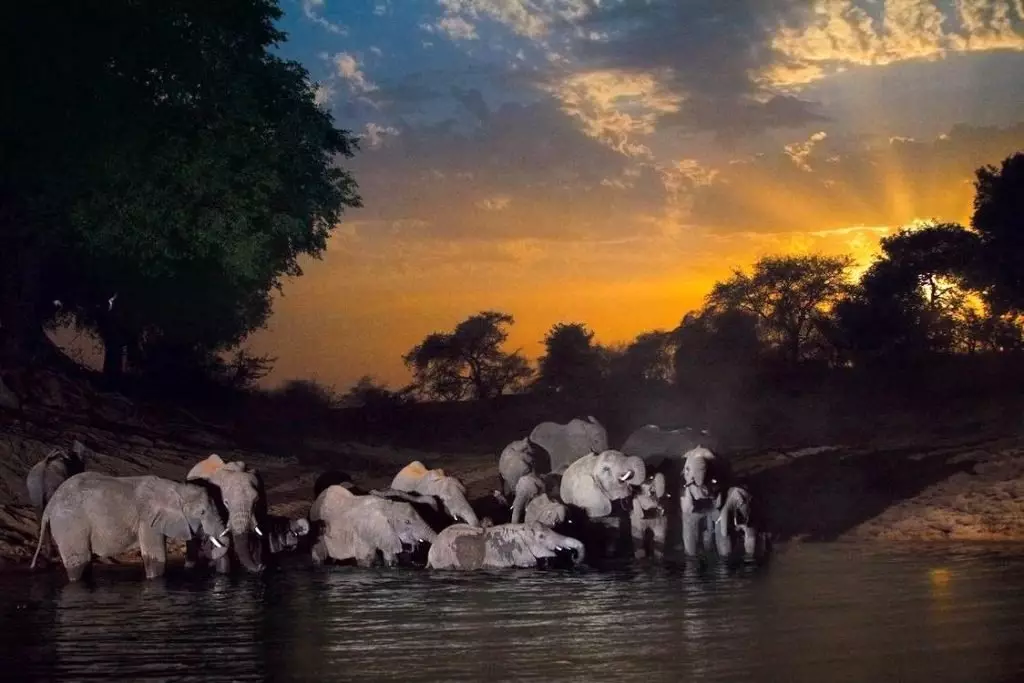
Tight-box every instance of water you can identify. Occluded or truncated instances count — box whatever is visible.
[2,543,1024,682]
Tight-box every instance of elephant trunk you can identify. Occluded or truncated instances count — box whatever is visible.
[510,490,529,524]
[557,536,585,565]
[228,511,264,573]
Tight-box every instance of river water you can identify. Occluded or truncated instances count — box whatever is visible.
[2,543,1024,682]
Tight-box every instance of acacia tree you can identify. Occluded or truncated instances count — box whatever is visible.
[706,254,854,365]
[2,0,361,378]
[971,151,1024,313]
[534,322,605,394]
[403,311,533,401]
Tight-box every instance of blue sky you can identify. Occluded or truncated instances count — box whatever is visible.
[243,0,1024,390]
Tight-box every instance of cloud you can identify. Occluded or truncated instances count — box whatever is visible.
[334,52,377,94]
[302,0,347,35]
[361,122,400,148]
[426,16,480,40]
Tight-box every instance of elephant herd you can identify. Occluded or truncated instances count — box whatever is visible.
[25,419,769,583]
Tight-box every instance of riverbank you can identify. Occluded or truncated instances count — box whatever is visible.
[2,367,1023,571]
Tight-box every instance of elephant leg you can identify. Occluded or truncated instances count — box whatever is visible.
[681,512,700,557]
[380,549,399,567]
[139,528,167,579]
[311,539,328,566]
[651,520,667,559]
[355,550,378,568]
[742,527,757,557]
[213,554,232,574]
[184,537,200,570]
[715,519,732,557]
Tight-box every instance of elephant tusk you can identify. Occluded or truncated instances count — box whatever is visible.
[220,528,230,538]
[418,538,426,543]
[210,537,224,549]
[619,470,633,482]
[254,524,263,537]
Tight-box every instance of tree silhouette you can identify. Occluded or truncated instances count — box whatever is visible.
[403,311,532,401]
[971,151,1024,313]
[607,330,676,387]
[672,309,763,388]
[534,322,604,394]
[1,0,361,376]
[706,254,854,365]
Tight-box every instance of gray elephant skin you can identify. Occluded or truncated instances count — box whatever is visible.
[498,438,535,498]
[190,514,311,567]
[559,449,645,560]
[630,472,667,559]
[528,416,609,474]
[26,441,88,562]
[390,461,479,527]
[680,447,733,556]
[309,484,437,567]
[184,454,268,574]
[716,485,770,559]
[31,471,228,581]
[427,522,585,570]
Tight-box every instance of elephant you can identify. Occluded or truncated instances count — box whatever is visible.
[25,441,88,562]
[630,472,667,559]
[509,473,545,524]
[528,416,609,474]
[715,486,770,559]
[620,424,717,460]
[524,493,568,528]
[309,484,437,567]
[426,522,585,570]
[30,472,228,581]
[497,437,535,498]
[680,446,733,556]
[190,514,311,568]
[559,450,645,560]
[184,454,267,574]
[390,461,479,527]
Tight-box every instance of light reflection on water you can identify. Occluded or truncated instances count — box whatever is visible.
[2,543,1024,682]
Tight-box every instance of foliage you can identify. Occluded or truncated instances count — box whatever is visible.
[338,375,412,409]
[705,254,855,365]
[2,0,361,377]
[606,331,676,387]
[971,151,1024,313]
[403,311,533,400]
[534,322,604,394]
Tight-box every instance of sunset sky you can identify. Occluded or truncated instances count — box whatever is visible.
[242,0,1024,391]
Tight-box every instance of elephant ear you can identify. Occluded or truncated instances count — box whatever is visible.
[391,461,428,491]
[149,489,197,541]
[187,454,225,481]
[561,455,612,518]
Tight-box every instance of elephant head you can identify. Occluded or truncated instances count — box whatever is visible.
[186,454,265,573]
[528,416,610,474]
[266,516,311,554]
[382,500,438,549]
[632,472,667,519]
[560,450,645,519]
[524,493,569,528]
[716,486,759,554]
[498,438,535,497]
[510,473,545,524]
[391,461,480,526]
[487,522,586,568]
[682,446,727,504]
[161,482,231,562]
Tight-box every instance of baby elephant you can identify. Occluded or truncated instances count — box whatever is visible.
[26,441,88,515]
[427,522,585,570]
[630,472,667,559]
[31,472,229,582]
[187,514,311,570]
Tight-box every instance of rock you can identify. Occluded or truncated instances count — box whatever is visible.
[0,377,19,410]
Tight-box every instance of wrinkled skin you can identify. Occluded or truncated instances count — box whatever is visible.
[25,441,88,563]
[716,486,769,559]
[560,450,645,519]
[630,473,667,559]
[621,424,717,460]
[680,447,733,556]
[529,416,609,475]
[427,522,585,570]
[310,485,437,567]
[185,454,267,574]
[313,470,354,499]
[497,438,535,497]
[31,472,228,582]
[390,461,479,527]
[510,473,545,524]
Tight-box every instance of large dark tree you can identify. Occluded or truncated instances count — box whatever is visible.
[1,0,360,377]
[534,322,605,395]
[971,151,1024,313]
[403,311,532,401]
[705,254,854,365]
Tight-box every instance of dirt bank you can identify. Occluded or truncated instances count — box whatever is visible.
[2,368,1023,571]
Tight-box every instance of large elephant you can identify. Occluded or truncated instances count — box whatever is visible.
[680,446,732,556]
[630,472,667,559]
[192,514,311,563]
[184,454,267,574]
[30,472,228,581]
[309,484,436,567]
[426,522,585,570]
[528,416,609,474]
[25,441,88,562]
[620,424,717,460]
[559,450,645,560]
[716,486,769,559]
[390,461,479,527]
[497,438,534,497]
[509,473,545,524]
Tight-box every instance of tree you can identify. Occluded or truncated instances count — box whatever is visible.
[1,1,361,377]
[971,151,1024,313]
[672,309,763,388]
[706,254,854,365]
[534,322,604,394]
[834,223,984,362]
[607,330,676,387]
[403,311,533,401]
[339,375,412,409]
